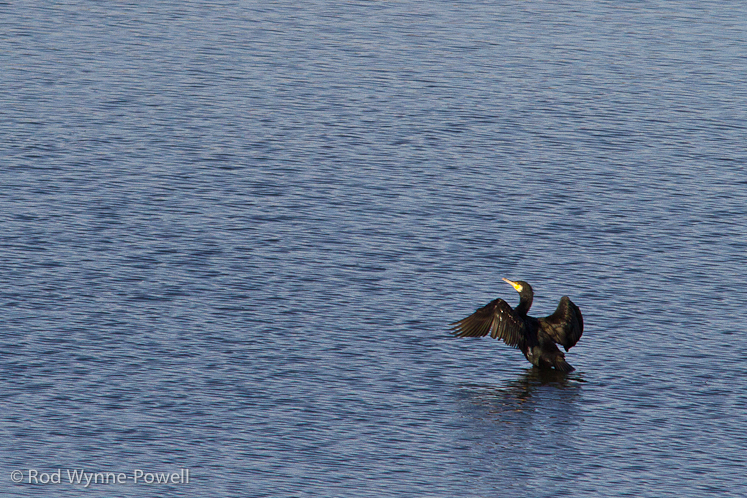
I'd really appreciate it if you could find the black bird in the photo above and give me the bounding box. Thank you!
[450,278,583,372]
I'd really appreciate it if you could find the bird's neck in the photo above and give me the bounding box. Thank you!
[515,296,533,316]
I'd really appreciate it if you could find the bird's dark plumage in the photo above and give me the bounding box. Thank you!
[539,296,583,352]
[450,279,583,372]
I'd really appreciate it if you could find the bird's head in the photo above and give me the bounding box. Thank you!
[502,278,533,300]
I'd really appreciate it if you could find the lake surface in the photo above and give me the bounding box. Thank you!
[2,1,747,496]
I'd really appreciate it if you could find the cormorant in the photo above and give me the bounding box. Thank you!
[450,278,583,372]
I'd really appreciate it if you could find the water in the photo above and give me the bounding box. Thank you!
[2,1,747,496]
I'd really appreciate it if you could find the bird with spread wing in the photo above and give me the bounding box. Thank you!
[450,278,583,372]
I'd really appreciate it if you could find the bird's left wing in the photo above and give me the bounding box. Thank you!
[539,296,583,351]
[450,298,526,349]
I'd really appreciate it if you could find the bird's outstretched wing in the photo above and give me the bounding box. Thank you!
[539,296,583,351]
[450,298,526,349]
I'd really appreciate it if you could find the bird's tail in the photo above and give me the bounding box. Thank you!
[554,357,575,373]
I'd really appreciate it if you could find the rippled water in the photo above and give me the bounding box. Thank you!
[2,1,747,497]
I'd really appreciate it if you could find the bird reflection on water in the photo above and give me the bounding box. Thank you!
[454,369,585,495]
[458,367,584,421]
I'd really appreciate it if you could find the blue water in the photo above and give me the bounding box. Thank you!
[2,1,747,497]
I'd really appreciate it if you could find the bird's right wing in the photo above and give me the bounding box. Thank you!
[539,296,583,351]
[450,298,526,349]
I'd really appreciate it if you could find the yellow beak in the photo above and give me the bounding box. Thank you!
[502,277,523,293]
